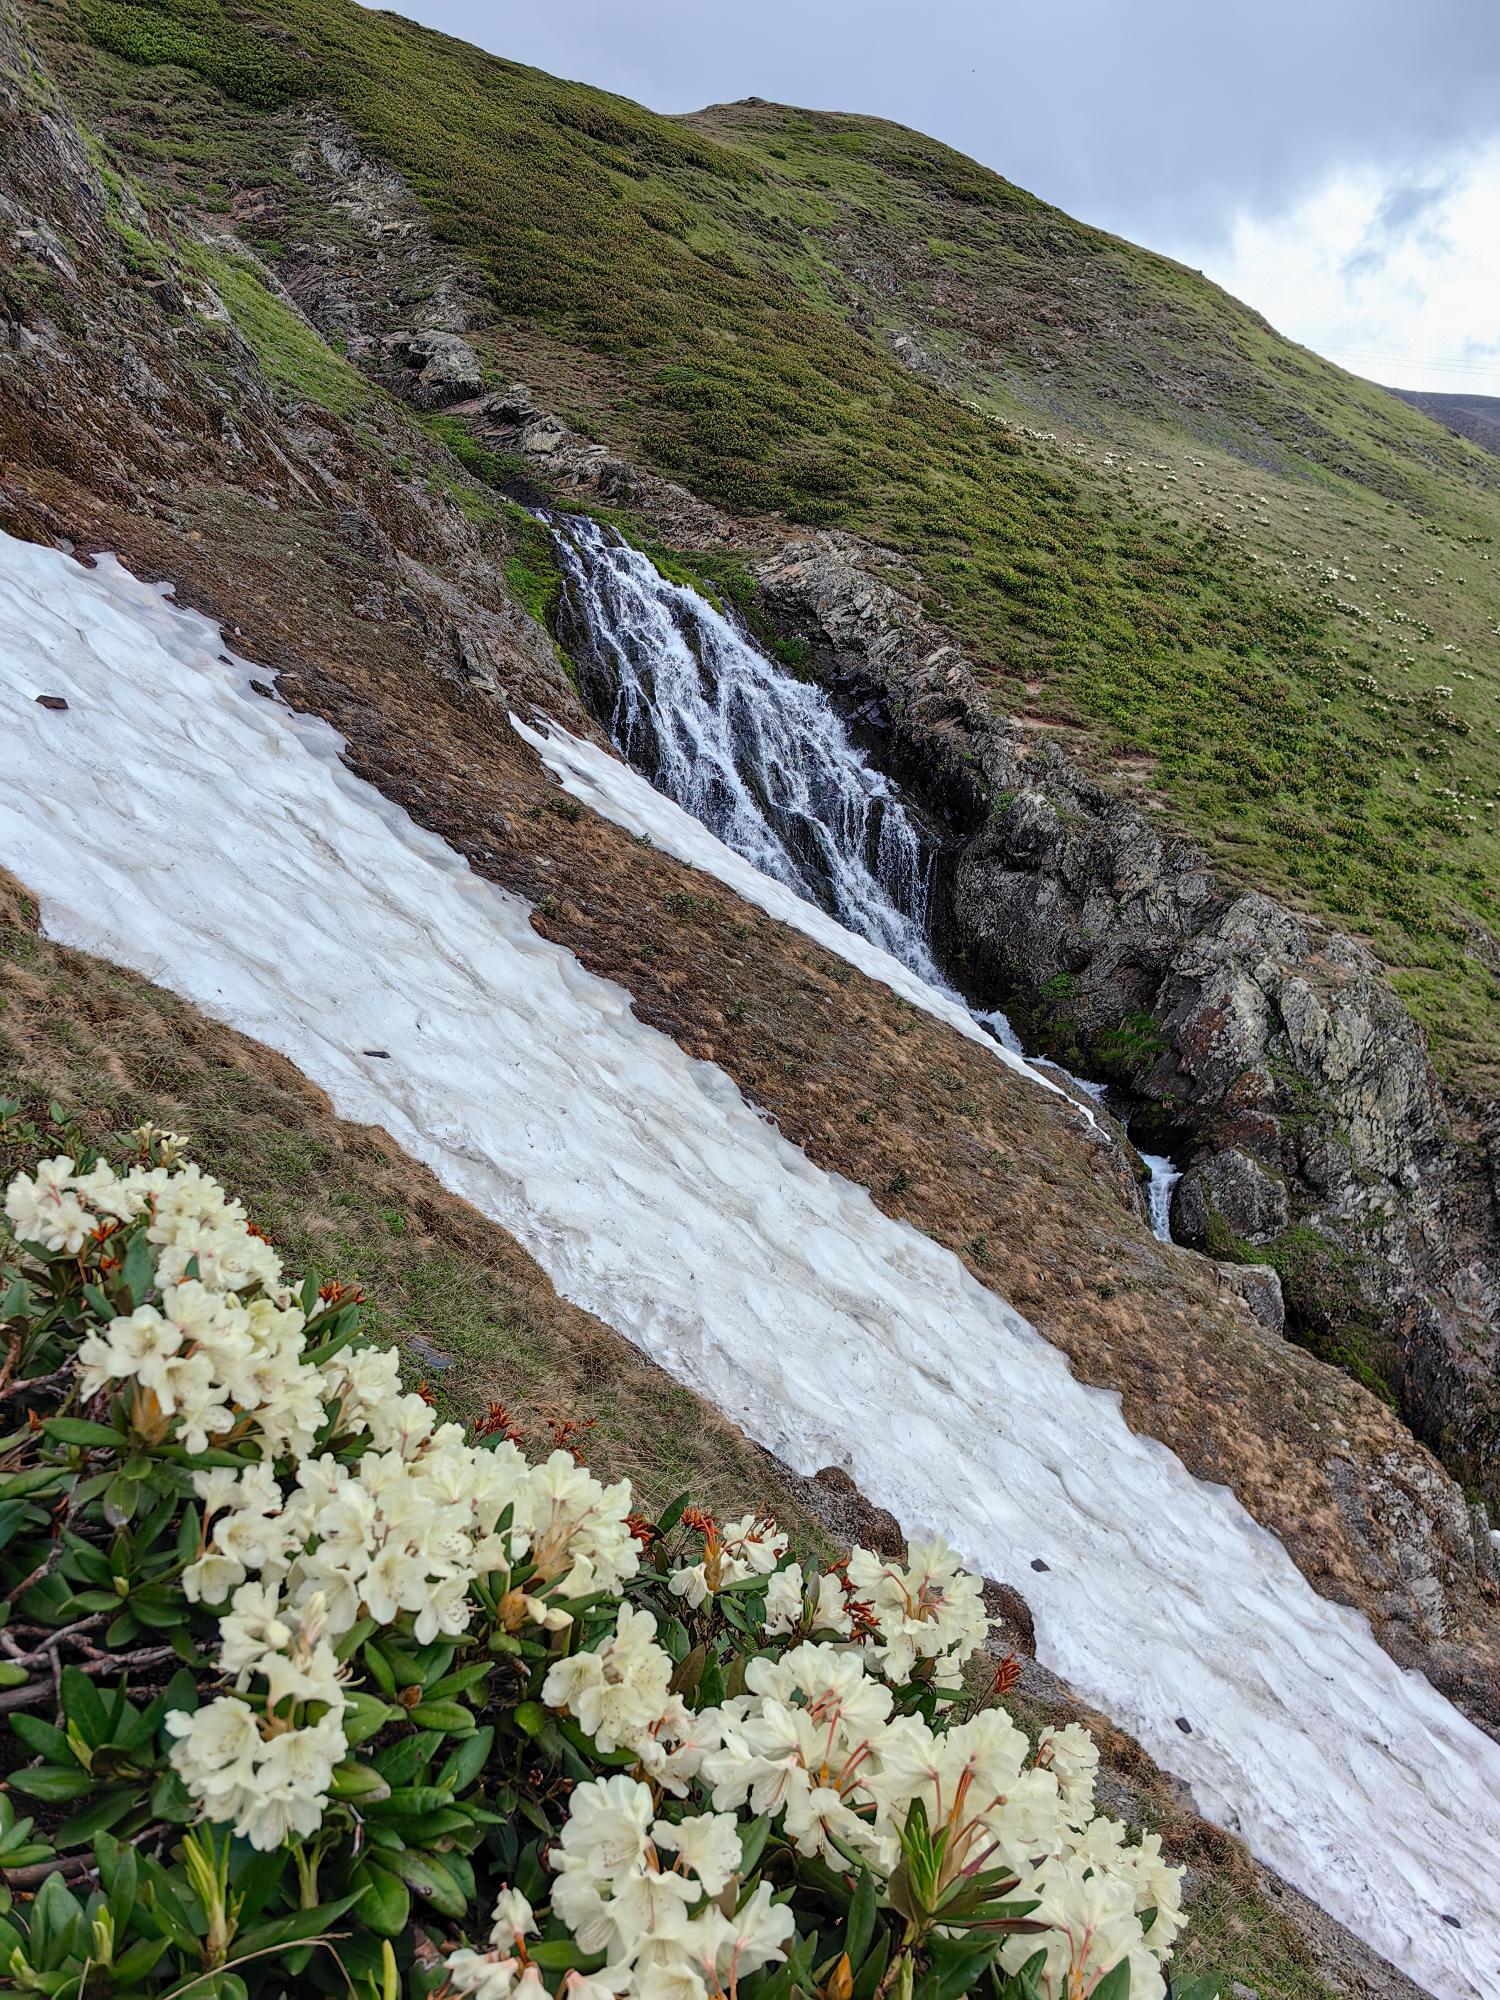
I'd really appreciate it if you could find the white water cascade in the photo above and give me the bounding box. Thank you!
[551,515,1181,1237]
[6,535,1500,1999]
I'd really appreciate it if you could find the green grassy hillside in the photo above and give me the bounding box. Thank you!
[31,0,1500,1089]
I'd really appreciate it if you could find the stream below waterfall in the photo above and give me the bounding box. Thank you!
[550,514,1183,1237]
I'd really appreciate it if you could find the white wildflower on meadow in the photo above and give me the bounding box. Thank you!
[1036,1721,1101,1823]
[759,1560,855,1640]
[761,1560,805,1635]
[999,1855,1168,2000]
[489,1886,538,1953]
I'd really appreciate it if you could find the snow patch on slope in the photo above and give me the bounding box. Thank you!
[513,716,1094,1125]
[2,535,1498,2000]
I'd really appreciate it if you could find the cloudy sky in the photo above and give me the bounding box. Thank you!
[392,1,1500,395]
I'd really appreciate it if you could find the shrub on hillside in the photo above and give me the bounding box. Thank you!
[0,1131,1206,2000]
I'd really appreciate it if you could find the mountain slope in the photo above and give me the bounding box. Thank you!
[1388,387,1500,461]
[28,0,1500,1097]
[3,4,1500,1987]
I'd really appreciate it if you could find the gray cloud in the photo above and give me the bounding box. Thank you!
[1343,176,1454,276]
[375,0,1500,253]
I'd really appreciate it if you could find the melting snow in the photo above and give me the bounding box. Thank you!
[516,716,1203,1241]
[512,716,1092,1125]
[3,535,1498,1999]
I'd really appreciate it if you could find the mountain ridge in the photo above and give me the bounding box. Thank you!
[1387,387,1500,461]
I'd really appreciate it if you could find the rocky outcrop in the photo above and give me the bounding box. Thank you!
[281,116,491,359]
[470,395,1500,1508]
[752,538,1500,1506]
[1175,1147,1289,1244]
[460,384,765,552]
[376,327,483,409]
[1218,1261,1286,1338]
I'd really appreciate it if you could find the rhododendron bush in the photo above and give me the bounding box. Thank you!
[0,1130,1215,2000]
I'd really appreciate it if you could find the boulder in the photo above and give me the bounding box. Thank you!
[1173,1147,1289,1247]
[806,1464,905,1557]
[378,328,482,409]
[981,1577,1037,1657]
[1219,1262,1286,1338]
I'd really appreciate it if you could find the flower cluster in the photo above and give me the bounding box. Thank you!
[550,1776,795,2000]
[20,1153,641,1845]
[667,1511,787,1609]
[1,1143,1192,2000]
[759,1539,992,1687]
[165,1590,348,1851]
[539,1597,1182,1999]
[184,1430,634,1642]
[542,1603,715,1795]
[847,1538,992,1683]
[11,1152,314,1455]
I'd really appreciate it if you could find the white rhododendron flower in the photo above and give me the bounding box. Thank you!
[999,1855,1168,2000]
[5,1154,101,1253]
[10,1148,1181,1996]
[536,1776,795,2000]
[166,1592,346,1850]
[543,1602,680,1760]
[1037,1721,1102,1823]
[846,1535,991,1683]
[668,1511,788,1608]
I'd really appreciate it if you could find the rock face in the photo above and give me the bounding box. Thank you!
[1174,1148,1289,1246]
[376,328,483,410]
[752,538,1500,1504]
[1218,1262,1286,1339]
[476,395,1500,1508]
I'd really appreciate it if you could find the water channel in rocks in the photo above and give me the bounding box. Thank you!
[550,514,1183,1236]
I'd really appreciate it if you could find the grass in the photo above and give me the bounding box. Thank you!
[183,238,372,416]
[78,0,311,107]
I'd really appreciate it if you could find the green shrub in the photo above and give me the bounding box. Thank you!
[80,0,313,109]
[0,1130,1201,1999]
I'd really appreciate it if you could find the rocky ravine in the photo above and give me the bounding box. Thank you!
[475,392,1500,1516]
[755,538,1500,1508]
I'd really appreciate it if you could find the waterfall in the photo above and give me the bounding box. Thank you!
[554,515,939,975]
[552,514,1181,1238]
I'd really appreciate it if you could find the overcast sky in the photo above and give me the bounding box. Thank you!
[388,2,1500,395]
